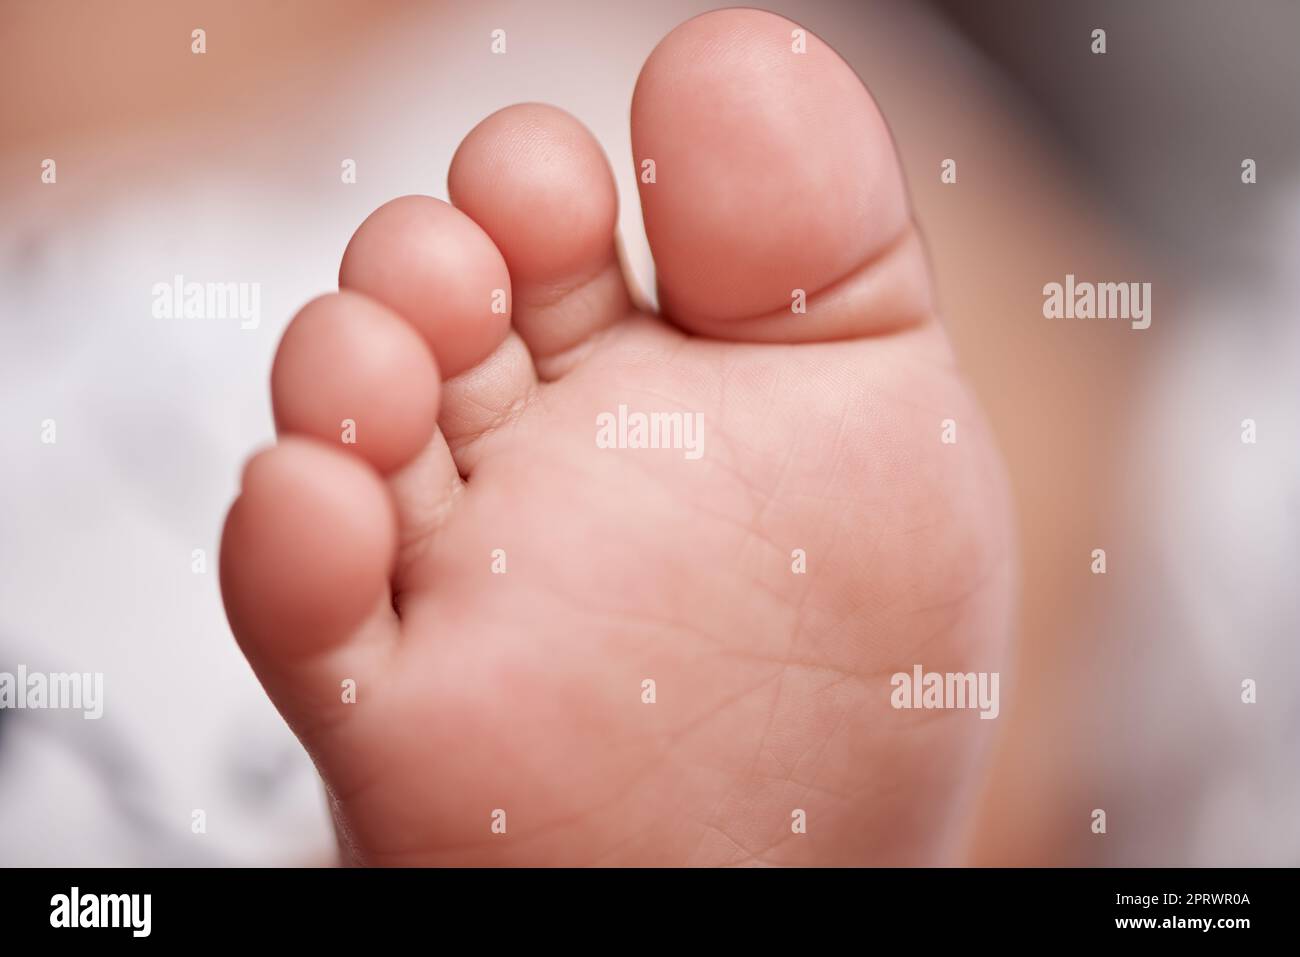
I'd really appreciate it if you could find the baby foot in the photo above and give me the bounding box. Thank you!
[220,8,1014,866]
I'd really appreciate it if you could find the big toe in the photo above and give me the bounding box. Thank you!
[632,8,933,342]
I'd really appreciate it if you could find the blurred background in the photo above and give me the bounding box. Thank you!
[1,0,1296,865]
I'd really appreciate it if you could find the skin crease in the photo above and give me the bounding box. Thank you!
[220,9,1015,865]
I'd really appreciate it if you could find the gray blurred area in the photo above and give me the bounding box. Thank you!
[934,0,1300,865]
[937,0,1300,281]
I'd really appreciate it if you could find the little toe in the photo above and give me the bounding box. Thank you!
[220,438,398,733]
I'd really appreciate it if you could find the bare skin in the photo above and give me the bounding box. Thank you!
[219,9,1014,866]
